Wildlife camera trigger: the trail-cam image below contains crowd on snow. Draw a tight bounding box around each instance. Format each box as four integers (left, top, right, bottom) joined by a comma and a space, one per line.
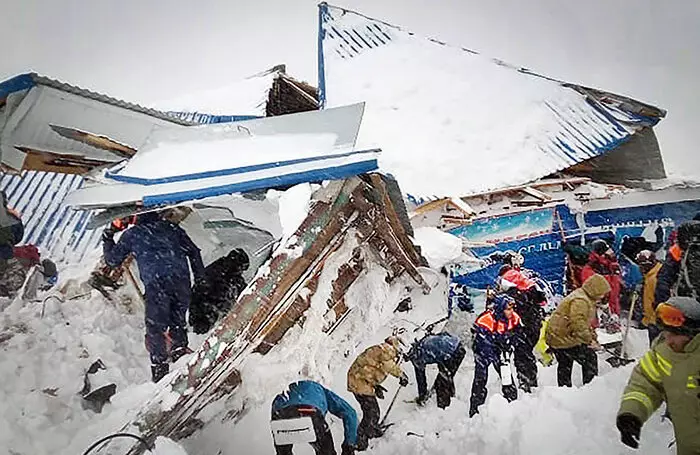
265, 215, 700, 455
2, 199, 699, 455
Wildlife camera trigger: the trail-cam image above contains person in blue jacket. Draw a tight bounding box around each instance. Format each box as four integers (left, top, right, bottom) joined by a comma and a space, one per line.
469, 294, 521, 417
102, 211, 205, 382
404, 331, 465, 409
271, 380, 358, 455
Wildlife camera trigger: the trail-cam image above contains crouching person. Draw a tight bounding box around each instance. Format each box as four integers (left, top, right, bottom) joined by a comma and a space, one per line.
405, 332, 465, 409
469, 295, 520, 417
616, 297, 700, 454
545, 273, 610, 387
347, 336, 408, 451
271, 380, 357, 455
189, 248, 249, 334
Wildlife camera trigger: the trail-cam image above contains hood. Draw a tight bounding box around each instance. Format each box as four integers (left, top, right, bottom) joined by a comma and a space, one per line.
581, 274, 611, 301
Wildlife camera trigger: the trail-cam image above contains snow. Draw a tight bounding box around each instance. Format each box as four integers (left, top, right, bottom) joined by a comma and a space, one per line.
321, 7, 631, 199
152, 436, 189, 455
153, 71, 276, 117
118, 133, 341, 181
272, 183, 313, 245
0, 200, 679, 455
412, 227, 463, 269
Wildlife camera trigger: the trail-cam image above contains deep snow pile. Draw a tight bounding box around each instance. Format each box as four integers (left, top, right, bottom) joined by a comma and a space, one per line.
0, 261, 151, 455
176, 275, 675, 455
0, 226, 677, 455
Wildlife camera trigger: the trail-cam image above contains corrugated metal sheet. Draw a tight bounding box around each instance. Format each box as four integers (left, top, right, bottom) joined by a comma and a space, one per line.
0, 73, 194, 126
0, 75, 273, 263
317, 4, 666, 201
0, 171, 101, 262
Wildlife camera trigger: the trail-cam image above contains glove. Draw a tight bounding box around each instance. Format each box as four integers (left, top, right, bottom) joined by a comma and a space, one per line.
374, 384, 386, 399
399, 373, 409, 387
616, 414, 641, 449
341, 443, 356, 455
101, 226, 116, 242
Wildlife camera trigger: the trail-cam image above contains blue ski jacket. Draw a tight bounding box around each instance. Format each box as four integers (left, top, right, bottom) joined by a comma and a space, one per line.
407, 332, 461, 397
103, 213, 205, 287
272, 380, 358, 446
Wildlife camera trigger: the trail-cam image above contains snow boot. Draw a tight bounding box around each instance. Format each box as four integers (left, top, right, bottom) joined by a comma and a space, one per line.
151, 363, 169, 383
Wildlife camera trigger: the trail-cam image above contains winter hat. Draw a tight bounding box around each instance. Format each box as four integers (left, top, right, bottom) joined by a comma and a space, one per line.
384, 336, 404, 352
227, 248, 250, 272
657, 296, 700, 334
635, 250, 656, 268
492, 294, 515, 321
590, 239, 610, 255
503, 251, 524, 268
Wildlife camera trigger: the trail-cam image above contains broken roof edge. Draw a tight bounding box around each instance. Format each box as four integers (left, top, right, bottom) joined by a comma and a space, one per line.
0, 72, 195, 126
317, 3, 666, 124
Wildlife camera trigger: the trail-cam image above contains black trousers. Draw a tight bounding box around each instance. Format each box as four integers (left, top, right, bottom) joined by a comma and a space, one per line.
435, 344, 466, 409
469, 352, 517, 417
354, 394, 381, 449
272, 406, 336, 455
552, 345, 598, 387
514, 333, 538, 392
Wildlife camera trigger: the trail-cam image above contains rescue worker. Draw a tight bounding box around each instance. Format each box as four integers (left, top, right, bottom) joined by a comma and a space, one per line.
581, 239, 623, 316
189, 248, 249, 334
469, 294, 520, 417
271, 380, 357, 455
0, 191, 26, 297
496, 264, 545, 393
655, 216, 700, 306
545, 274, 611, 387
616, 296, 700, 454
102, 211, 205, 382
347, 336, 409, 451
405, 331, 465, 409
635, 250, 663, 344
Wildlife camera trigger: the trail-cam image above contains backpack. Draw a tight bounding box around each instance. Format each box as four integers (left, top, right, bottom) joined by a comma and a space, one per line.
676, 221, 700, 299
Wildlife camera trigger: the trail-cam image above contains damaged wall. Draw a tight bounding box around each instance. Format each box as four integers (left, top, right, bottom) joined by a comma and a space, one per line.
105, 174, 428, 454
567, 127, 666, 184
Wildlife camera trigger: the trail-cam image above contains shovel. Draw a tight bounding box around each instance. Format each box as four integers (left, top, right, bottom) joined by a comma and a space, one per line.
605, 292, 638, 368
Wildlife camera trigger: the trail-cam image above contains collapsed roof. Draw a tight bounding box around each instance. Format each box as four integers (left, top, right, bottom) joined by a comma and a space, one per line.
0, 73, 190, 173
318, 3, 667, 200
65, 103, 377, 210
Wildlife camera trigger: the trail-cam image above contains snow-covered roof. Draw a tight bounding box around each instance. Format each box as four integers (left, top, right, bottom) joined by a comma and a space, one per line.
318, 4, 665, 200
65, 103, 378, 208
153, 68, 279, 122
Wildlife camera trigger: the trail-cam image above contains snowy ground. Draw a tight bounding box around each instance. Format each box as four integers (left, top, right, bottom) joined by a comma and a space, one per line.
0, 259, 676, 455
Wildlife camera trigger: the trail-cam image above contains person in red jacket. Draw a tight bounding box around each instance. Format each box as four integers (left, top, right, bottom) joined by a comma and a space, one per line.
581, 239, 623, 316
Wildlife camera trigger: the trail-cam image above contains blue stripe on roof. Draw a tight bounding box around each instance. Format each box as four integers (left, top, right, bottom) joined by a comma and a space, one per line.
106, 149, 379, 186
0, 73, 35, 100
142, 158, 378, 206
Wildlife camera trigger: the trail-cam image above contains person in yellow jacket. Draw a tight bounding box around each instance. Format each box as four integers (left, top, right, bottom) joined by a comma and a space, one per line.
635, 250, 663, 344
545, 274, 611, 387
347, 336, 408, 451
617, 296, 700, 454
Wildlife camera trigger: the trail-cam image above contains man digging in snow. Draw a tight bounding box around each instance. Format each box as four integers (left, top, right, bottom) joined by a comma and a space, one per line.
271, 380, 358, 455
617, 296, 700, 455
102, 211, 205, 382
405, 331, 465, 410
469, 294, 520, 417
347, 336, 409, 451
